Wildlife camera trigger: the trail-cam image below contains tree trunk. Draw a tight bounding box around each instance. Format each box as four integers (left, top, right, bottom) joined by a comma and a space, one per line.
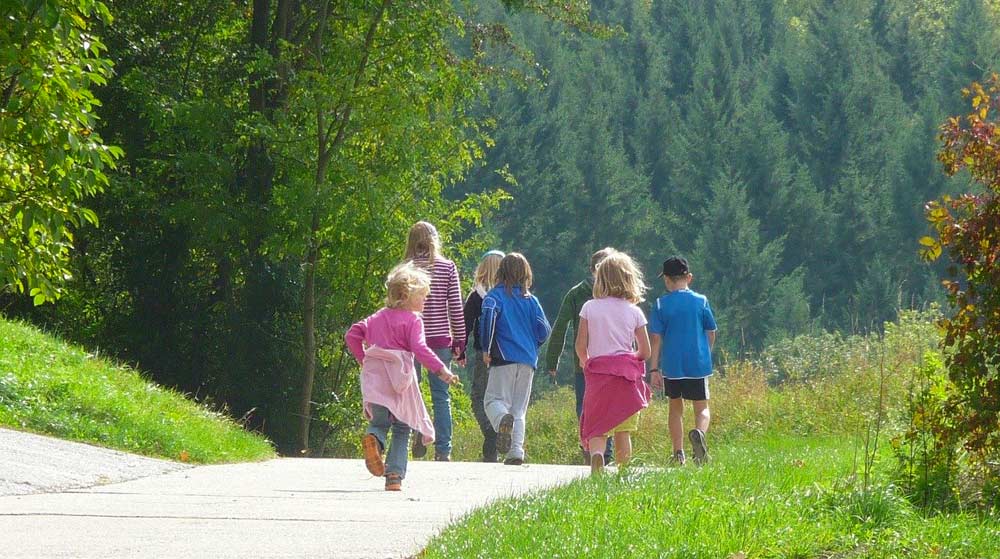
298, 151, 328, 453
296, 0, 390, 454
299, 215, 320, 454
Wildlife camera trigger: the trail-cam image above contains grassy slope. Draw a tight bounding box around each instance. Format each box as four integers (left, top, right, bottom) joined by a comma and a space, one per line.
0, 318, 274, 463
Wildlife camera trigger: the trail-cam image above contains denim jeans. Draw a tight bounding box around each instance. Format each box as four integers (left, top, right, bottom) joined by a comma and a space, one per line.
366, 404, 411, 478
575, 372, 614, 461
416, 346, 453, 457
471, 351, 497, 461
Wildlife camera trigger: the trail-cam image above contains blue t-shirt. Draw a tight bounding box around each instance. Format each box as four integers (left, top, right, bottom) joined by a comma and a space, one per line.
648, 288, 717, 379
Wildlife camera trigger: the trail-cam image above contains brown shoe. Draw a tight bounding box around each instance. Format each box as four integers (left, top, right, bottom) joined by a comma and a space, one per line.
385, 472, 402, 491
590, 453, 605, 475
496, 414, 514, 455
361, 434, 385, 477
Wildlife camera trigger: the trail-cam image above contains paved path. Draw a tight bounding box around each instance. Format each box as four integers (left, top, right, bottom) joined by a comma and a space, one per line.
1, 429, 587, 558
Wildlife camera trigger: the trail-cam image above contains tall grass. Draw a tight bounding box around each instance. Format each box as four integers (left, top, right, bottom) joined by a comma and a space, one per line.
447, 309, 942, 466
0, 318, 274, 463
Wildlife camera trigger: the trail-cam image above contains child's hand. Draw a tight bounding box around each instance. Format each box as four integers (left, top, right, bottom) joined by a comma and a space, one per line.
437, 368, 461, 386
483, 354, 491, 366
650, 372, 664, 393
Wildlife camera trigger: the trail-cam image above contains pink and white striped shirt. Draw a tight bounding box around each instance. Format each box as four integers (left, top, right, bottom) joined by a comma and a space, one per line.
413, 254, 466, 351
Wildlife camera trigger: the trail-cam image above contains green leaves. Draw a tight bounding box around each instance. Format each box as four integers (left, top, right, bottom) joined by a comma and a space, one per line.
923, 75, 1000, 481
0, 0, 119, 304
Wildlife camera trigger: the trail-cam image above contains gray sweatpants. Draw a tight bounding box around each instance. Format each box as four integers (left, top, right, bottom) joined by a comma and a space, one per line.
484, 363, 534, 460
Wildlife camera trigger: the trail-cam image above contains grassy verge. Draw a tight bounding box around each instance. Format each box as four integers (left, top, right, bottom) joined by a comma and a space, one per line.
0, 318, 274, 463
424, 436, 1000, 558
427, 310, 999, 556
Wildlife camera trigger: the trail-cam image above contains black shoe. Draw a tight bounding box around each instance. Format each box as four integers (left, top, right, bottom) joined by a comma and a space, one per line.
434, 452, 451, 462
496, 414, 514, 455
412, 437, 427, 459
483, 437, 498, 463
503, 457, 524, 466
689, 429, 709, 465
671, 449, 686, 466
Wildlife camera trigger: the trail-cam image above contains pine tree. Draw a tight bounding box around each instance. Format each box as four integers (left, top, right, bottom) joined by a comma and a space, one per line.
692, 168, 785, 353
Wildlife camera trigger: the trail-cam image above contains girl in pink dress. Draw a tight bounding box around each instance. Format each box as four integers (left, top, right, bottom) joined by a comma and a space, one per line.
575, 250, 652, 475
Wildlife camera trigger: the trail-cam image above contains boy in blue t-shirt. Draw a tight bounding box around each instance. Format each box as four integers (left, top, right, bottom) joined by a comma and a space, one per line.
648, 256, 717, 465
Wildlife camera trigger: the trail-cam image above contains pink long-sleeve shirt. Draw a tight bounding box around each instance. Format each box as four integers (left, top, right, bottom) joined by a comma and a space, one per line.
345, 307, 446, 373
358, 346, 436, 444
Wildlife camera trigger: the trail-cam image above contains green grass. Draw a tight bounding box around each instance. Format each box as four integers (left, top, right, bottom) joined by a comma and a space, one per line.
0, 318, 274, 463
424, 436, 1000, 558
425, 311, 999, 557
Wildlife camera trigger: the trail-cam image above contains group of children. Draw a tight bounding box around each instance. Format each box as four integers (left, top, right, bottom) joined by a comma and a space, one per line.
346, 221, 717, 490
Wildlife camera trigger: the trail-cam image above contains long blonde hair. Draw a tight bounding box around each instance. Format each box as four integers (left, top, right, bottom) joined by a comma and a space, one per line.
474, 251, 504, 291
496, 252, 533, 295
404, 221, 440, 263
384, 261, 431, 309
593, 250, 647, 304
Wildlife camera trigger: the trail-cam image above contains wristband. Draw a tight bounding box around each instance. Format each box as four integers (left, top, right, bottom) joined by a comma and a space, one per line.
649, 368, 661, 373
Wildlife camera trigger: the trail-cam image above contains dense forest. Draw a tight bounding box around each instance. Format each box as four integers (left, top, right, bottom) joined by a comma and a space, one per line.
4, 0, 998, 453
462, 0, 996, 351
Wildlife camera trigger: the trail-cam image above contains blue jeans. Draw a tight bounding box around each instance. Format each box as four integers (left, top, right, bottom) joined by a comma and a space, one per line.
416, 346, 453, 457
575, 372, 614, 461
366, 404, 410, 478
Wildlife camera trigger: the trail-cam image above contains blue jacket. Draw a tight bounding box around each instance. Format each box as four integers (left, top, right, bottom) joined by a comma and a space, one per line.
480, 284, 551, 368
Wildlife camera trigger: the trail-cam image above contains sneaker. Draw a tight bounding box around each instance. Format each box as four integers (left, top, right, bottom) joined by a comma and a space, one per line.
503, 456, 524, 466
689, 428, 709, 465
671, 449, 686, 466
434, 452, 451, 462
590, 453, 605, 475
496, 414, 514, 455
361, 434, 385, 477
385, 472, 402, 491
412, 436, 427, 459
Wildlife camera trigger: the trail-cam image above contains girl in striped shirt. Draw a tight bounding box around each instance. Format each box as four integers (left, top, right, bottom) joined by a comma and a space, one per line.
404, 221, 465, 461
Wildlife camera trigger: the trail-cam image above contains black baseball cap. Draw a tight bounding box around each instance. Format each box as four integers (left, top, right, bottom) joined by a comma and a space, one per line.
657, 256, 689, 278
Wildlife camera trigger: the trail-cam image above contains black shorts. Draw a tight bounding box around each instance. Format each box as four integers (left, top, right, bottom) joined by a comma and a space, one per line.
665, 377, 710, 401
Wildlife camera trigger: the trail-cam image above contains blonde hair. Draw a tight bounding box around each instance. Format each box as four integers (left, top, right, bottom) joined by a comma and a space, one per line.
474, 252, 504, 290
590, 247, 615, 273
385, 261, 431, 309
593, 250, 647, 304
496, 252, 533, 295
404, 221, 440, 263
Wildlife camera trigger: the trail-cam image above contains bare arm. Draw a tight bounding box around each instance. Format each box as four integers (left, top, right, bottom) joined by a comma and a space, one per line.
707, 330, 716, 350
649, 333, 663, 392
574, 317, 590, 368
634, 325, 651, 361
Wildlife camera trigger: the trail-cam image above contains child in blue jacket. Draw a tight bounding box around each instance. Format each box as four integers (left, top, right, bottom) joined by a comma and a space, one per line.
480, 252, 551, 465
